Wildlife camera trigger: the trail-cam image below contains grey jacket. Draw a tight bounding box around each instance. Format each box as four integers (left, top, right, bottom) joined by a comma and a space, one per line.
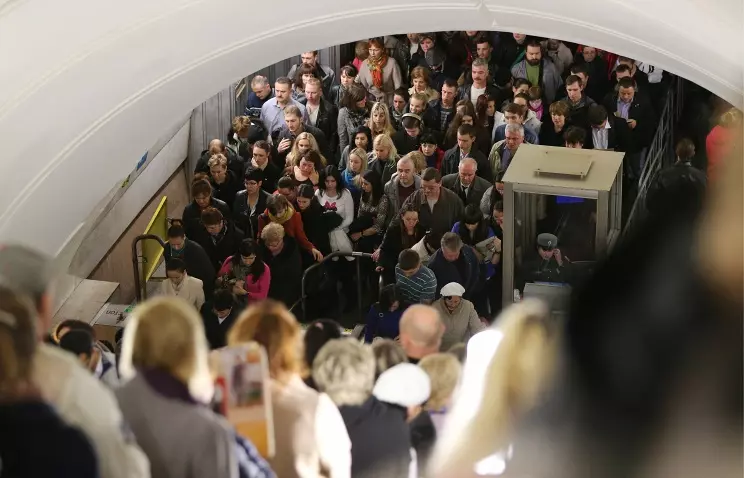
384, 174, 422, 215
511, 58, 563, 104
115, 374, 237, 478
432, 297, 486, 352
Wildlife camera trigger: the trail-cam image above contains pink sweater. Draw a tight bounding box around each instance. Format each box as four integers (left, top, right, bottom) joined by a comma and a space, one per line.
218, 258, 271, 301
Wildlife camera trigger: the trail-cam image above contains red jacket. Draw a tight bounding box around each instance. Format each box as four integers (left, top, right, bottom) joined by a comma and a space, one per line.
257, 211, 315, 252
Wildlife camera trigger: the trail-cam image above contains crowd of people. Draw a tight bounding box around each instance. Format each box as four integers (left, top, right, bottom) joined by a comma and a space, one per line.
166, 31, 682, 339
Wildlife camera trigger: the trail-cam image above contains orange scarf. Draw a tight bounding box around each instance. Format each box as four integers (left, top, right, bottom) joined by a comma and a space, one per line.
367, 54, 388, 90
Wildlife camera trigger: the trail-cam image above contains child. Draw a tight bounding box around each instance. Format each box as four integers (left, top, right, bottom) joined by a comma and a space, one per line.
528, 85, 544, 120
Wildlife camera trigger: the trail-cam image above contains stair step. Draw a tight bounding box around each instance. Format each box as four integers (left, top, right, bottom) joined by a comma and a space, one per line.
52, 279, 120, 327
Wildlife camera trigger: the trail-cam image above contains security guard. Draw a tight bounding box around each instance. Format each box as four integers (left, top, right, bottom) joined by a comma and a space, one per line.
517, 233, 570, 290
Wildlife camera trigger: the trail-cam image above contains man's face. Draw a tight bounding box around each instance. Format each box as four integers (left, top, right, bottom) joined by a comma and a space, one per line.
252, 146, 268, 166
547, 39, 560, 51
619, 86, 635, 103
582, 47, 597, 63
169, 236, 185, 250
304, 83, 320, 104
393, 95, 407, 113
526, 46, 542, 66
301, 52, 317, 67
409, 97, 425, 115
471, 65, 487, 85
573, 72, 588, 90
566, 82, 582, 102
421, 38, 435, 53
442, 246, 460, 262
274, 82, 290, 102
465, 30, 479, 37
457, 133, 475, 153
421, 143, 437, 156
422, 179, 441, 199
205, 221, 223, 236
566, 141, 583, 149
538, 247, 554, 260
441, 85, 456, 105
443, 294, 462, 309
615, 70, 631, 81
504, 111, 523, 125
505, 131, 524, 150
495, 181, 505, 196
210, 165, 227, 183
513, 97, 528, 111
400, 265, 420, 278
278, 188, 296, 202
253, 83, 271, 100
340, 72, 355, 87
397, 162, 414, 185
404, 126, 420, 138
492, 209, 504, 227
476, 42, 492, 59
458, 162, 476, 186
194, 194, 210, 209
296, 197, 311, 211
167, 270, 185, 285
285, 114, 301, 133
215, 308, 232, 320
245, 179, 260, 195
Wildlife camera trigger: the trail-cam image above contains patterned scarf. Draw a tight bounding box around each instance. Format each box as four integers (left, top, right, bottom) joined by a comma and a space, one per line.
367, 54, 388, 90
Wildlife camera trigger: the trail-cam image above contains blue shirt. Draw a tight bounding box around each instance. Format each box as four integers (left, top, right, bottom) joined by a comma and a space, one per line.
260, 98, 307, 136
493, 123, 540, 145
451, 222, 497, 278
364, 305, 404, 342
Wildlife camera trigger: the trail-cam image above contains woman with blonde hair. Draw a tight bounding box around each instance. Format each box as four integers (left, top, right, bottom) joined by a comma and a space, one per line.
341, 147, 368, 195
418, 353, 462, 435
368, 133, 399, 188
408, 66, 440, 103
286, 131, 327, 173
0, 286, 99, 477
367, 101, 396, 138
116, 297, 243, 478
228, 300, 351, 478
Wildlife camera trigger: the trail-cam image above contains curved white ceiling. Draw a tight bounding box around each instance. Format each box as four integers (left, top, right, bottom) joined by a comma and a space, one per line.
0, 0, 742, 256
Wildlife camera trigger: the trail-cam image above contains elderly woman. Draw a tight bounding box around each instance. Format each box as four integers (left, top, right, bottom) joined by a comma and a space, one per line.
367, 133, 399, 188
313, 339, 412, 478
418, 353, 462, 435
116, 297, 273, 478
229, 300, 351, 478
357, 37, 402, 106
208, 153, 241, 210
258, 223, 303, 308
408, 66, 439, 103
431, 282, 485, 352
257, 194, 322, 262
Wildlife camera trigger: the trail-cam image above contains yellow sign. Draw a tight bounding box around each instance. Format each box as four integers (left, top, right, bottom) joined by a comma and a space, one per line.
142, 196, 168, 281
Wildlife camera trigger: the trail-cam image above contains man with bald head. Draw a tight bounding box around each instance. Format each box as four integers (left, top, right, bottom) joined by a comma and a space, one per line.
398, 304, 445, 364
441, 157, 491, 208
194, 138, 243, 177
383, 156, 422, 213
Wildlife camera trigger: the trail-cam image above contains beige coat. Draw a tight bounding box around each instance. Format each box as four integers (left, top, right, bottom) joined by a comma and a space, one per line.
432, 298, 486, 351
357, 59, 402, 107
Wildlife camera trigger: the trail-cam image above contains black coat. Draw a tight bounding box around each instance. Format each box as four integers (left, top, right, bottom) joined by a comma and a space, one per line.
427, 100, 456, 134
210, 171, 242, 211
0, 401, 98, 478
602, 94, 656, 151
260, 236, 302, 308
272, 123, 330, 168
232, 189, 270, 240
378, 222, 426, 271
392, 128, 427, 156
164, 239, 216, 298
181, 198, 232, 240
201, 301, 242, 349
299, 200, 333, 256
456, 82, 504, 105
195, 148, 244, 178
403, 103, 439, 132
191, 222, 244, 273
585, 115, 633, 153
308, 99, 339, 157
441, 173, 492, 209
440, 146, 493, 183
339, 398, 412, 478
539, 121, 567, 147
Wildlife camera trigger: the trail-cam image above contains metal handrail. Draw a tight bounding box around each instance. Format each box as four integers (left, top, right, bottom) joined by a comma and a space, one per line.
300, 251, 373, 324
131, 234, 167, 302
624, 76, 684, 231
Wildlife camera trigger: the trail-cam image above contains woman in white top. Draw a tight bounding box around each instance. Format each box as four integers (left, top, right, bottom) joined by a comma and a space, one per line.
228, 300, 351, 478
315, 165, 355, 234
160, 258, 205, 310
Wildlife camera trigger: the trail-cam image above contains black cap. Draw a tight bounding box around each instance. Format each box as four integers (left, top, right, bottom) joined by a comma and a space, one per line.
537, 233, 558, 250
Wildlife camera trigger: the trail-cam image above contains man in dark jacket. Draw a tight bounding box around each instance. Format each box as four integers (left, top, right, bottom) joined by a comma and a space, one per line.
194, 139, 244, 179
510, 39, 563, 104
561, 75, 597, 132
272, 105, 330, 166
427, 232, 481, 300
441, 158, 491, 209
395, 167, 465, 237
201, 289, 242, 349
428, 79, 458, 134
181, 179, 232, 240
243, 75, 274, 118
440, 124, 493, 182
457, 58, 503, 106
586, 104, 632, 153
164, 224, 216, 299
232, 168, 270, 240
603, 77, 656, 151
191, 207, 244, 272
303, 77, 339, 157
392, 113, 428, 155
259, 225, 302, 309
287, 50, 336, 97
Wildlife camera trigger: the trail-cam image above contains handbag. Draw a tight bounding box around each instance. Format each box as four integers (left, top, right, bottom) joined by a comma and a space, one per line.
348, 213, 375, 234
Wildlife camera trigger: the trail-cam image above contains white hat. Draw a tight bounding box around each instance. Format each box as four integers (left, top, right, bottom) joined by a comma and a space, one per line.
373, 363, 431, 407
440, 282, 465, 297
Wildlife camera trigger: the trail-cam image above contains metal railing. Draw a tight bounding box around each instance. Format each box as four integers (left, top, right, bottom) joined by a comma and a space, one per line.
624, 76, 685, 231
131, 234, 166, 302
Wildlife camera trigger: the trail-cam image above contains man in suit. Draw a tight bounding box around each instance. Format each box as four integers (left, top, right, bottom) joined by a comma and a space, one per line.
586, 104, 632, 153
201, 289, 243, 349
441, 157, 491, 209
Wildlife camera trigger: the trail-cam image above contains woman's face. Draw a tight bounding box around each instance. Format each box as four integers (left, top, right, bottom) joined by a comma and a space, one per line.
402, 211, 419, 229
552, 113, 566, 129
241, 254, 256, 266
421, 143, 437, 156
461, 115, 474, 126
361, 178, 373, 193
355, 97, 367, 109
325, 176, 337, 191
389, 300, 400, 312
299, 158, 315, 175
393, 95, 406, 113
413, 77, 428, 93
297, 139, 311, 154
492, 208, 504, 227
355, 133, 368, 149
340, 72, 355, 87
375, 145, 390, 160
210, 165, 227, 183
368, 44, 382, 59
421, 38, 434, 53
582, 47, 597, 62
267, 239, 283, 255
372, 109, 386, 126
465, 222, 479, 232
349, 155, 363, 173
194, 194, 210, 209
302, 73, 315, 86
486, 101, 496, 117
252, 146, 269, 165
296, 197, 311, 211
495, 181, 505, 196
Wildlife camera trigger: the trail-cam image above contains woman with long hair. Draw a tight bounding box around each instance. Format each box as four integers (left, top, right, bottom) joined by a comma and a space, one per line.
290, 149, 324, 189
218, 238, 270, 304
316, 165, 355, 234
228, 301, 351, 478
341, 147, 368, 196
376, 204, 426, 285
291, 63, 317, 104
367, 133, 400, 189
368, 101, 396, 138
357, 37, 403, 106
286, 131, 326, 173
337, 83, 370, 154
338, 124, 373, 171
408, 65, 440, 103
443, 100, 477, 150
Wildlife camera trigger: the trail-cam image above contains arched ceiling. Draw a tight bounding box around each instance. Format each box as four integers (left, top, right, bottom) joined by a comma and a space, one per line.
0, 0, 742, 256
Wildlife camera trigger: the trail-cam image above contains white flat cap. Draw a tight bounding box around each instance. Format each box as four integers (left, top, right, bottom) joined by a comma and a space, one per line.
373, 363, 431, 407
440, 282, 465, 298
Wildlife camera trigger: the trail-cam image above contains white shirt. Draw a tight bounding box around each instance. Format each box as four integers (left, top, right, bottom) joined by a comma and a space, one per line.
591, 120, 612, 150
307, 102, 320, 126
470, 85, 486, 107
160, 275, 205, 310
315, 189, 355, 233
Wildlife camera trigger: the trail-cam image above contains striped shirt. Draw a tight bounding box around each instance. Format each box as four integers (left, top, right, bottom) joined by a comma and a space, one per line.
395, 265, 438, 305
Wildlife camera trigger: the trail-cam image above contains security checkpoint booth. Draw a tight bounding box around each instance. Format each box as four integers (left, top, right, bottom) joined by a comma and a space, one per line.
500, 144, 624, 315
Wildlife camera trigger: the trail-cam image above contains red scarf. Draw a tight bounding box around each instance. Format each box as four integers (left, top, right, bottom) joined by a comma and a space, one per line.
367, 54, 388, 90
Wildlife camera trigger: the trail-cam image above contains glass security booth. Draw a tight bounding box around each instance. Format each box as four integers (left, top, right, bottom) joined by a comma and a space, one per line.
500, 144, 624, 312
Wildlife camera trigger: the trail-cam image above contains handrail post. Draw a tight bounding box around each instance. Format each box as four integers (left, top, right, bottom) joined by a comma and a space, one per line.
131, 234, 167, 303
